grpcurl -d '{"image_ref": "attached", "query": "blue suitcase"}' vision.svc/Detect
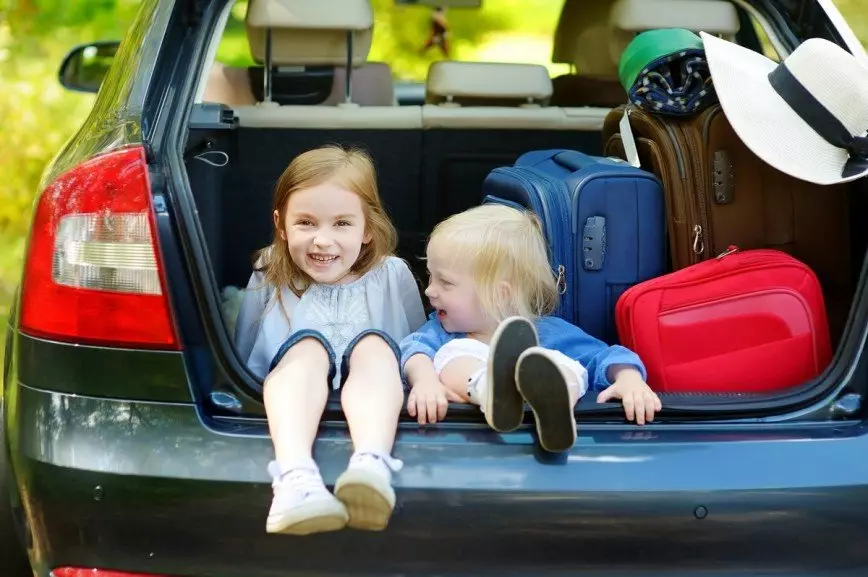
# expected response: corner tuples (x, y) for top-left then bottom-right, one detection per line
(482, 149), (666, 344)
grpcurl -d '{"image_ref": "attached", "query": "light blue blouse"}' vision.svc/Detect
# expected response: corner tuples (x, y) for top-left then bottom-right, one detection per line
(235, 255), (427, 388)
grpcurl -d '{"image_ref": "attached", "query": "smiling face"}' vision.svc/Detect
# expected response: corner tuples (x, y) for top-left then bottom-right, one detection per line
(424, 244), (492, 336)
(274, 179), (371, 285)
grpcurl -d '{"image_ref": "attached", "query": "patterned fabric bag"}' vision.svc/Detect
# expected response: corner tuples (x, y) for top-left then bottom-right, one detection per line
(619, 28), (718, 116)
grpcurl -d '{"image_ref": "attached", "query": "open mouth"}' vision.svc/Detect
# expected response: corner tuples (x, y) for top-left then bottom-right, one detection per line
(437, 309), (448, 319)
(308, 253), (338, 267)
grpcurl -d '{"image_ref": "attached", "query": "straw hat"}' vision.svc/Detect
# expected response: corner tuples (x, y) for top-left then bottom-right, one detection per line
(700, 31), (868, 185)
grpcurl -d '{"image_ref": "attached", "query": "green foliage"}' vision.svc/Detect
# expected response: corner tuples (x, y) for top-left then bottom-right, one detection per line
(2, 0), (141, 56)
(835, 0), (868, 48)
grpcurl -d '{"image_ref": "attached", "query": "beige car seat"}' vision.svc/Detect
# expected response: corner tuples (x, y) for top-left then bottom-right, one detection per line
(203, 0), (395, 107)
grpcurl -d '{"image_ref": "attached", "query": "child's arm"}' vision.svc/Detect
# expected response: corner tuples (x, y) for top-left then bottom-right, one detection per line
(380, 257), (427, 338)
(539, 317), (660, 424)
(395, 259), (427, 332)
(596, 365), (661, 425)
(399, 317), (444, 371)
(539, 317), (646, 389)
(233, 271), (269, 364)
(399, 319), (463, 425)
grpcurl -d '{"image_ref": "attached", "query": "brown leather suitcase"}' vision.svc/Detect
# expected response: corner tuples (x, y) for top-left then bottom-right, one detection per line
(602, 103), (853, 341)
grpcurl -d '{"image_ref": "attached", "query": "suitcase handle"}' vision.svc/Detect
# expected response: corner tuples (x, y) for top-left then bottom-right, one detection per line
(482, 194), (526, 212)
(553, 150), (626, 172)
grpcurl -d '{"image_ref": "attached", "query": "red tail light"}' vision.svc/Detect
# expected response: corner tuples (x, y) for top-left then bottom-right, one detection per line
(20, 146), (180, 350)
(52, 569), (170, 577)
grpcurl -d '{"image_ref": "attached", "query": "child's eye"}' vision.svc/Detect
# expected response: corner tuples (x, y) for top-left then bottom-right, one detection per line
(441, 279), (453, 287)
(295, 219), (313, 226)
(336, 220), (352, 227)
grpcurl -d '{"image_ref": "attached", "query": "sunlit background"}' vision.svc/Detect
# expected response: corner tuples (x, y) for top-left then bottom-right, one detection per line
(0, 0), (864, 369)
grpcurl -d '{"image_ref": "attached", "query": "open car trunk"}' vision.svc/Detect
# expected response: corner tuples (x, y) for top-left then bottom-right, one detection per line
(178, 99), (868, 423)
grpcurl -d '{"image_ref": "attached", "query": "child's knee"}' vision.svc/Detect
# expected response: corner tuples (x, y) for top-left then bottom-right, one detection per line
(265, 338), (332, 390)
(348, 332), (399, 370)
(289, 337), (331, 364)
(538, 349), (588, 399)
(432, 338), (490, 375)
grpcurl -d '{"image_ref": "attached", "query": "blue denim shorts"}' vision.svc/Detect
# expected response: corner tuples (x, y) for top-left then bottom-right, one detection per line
(268, 329), (402, 387)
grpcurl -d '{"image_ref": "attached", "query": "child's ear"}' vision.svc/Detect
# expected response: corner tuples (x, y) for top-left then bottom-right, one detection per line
(363, 228), (373, 245)
(498, 281), (513, 305)
(273, 210), (286, 241)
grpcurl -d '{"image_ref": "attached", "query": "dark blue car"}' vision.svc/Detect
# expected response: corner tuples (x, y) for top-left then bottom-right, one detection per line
(4, 0), (868, 575)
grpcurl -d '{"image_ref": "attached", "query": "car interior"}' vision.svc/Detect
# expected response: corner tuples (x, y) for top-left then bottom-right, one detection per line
(181, 0), (868, 417)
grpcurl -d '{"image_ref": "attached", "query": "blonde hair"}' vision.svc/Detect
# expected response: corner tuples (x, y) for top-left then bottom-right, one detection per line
(427, 204), (560, 322)
(255, 144), (397, 297)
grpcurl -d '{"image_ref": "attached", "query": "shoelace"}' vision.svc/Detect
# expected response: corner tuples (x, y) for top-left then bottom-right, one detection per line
(350, 452), (404, 474)
(267, 461), (324, 498)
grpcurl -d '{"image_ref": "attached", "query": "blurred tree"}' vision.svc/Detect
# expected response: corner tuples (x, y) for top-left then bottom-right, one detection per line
(1, 0), (141, 55)
(365, 0), (512, 79)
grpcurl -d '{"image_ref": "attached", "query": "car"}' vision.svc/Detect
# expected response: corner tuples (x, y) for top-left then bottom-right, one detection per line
(4, 0), (868, 575)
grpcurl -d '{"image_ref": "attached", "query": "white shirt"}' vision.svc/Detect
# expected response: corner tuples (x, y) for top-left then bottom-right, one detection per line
(234, 256), (426, 388)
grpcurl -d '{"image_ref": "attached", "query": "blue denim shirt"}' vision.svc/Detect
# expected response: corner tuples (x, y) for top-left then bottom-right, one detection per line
(399, 313), (647, 392)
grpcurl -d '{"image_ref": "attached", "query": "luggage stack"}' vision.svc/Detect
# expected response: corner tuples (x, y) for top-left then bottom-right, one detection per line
(475, 28), (858, 395)
(482, 149), (666, 345)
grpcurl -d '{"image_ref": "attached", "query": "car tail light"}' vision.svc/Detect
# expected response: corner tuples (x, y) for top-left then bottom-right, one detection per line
(52, 569), (170, 577)
(20, 146), (179, 349)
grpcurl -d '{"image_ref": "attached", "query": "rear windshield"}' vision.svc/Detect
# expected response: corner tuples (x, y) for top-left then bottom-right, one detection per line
(216, 0), (571, 81)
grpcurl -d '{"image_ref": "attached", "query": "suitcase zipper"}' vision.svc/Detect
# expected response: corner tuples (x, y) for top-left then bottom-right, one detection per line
(614, 108), (697, 270)
(701, 106), (718, 146)
(676, 122), (711, 262)
(663, 123), (686, 181)
(663, 120), (709, 266)
(697, 107), (726, 258)
(505, 167), (574, 319)
(621, 249), (808, 295)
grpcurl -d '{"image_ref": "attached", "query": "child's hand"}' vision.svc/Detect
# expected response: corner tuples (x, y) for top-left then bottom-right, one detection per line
(407, 376), (463, 425)
(596, 367), (662, 425)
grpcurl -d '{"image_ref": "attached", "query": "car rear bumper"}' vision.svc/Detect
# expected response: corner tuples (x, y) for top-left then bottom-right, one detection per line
(8, 381), (868, 577)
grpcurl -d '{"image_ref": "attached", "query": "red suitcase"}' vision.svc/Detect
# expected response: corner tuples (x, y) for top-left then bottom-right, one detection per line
(615, 248), (832, 393)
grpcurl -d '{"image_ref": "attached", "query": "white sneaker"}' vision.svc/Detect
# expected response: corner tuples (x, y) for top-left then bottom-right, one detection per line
(334, 452), (404, 531)
(515, 347), (578, 453)
(265, 460), (348, 535)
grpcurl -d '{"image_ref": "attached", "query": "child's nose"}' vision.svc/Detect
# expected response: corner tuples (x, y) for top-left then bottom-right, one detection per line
(312, 231), (332, 246)
(424, 284), (435, 298)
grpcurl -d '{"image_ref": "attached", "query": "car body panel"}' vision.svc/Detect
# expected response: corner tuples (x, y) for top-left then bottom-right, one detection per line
(10, 382), (868, 576)
(17, 335), (193, 403)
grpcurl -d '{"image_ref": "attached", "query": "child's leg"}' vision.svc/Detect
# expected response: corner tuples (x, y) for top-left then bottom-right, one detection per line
(545, 349), (588, 407)
(265, 336), (331, 464)
(339, 331), (404, 454)
(263, 331), (348, 535)
(433, 318), (539, 433)
(433, 338), (489, 403)
(334, 331), (405, 531)
(515, 347), (587, 453)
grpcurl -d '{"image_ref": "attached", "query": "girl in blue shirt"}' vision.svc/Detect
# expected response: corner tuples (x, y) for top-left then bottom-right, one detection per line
(236, 145), (425, 536)
(400, 204), (662, 452)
